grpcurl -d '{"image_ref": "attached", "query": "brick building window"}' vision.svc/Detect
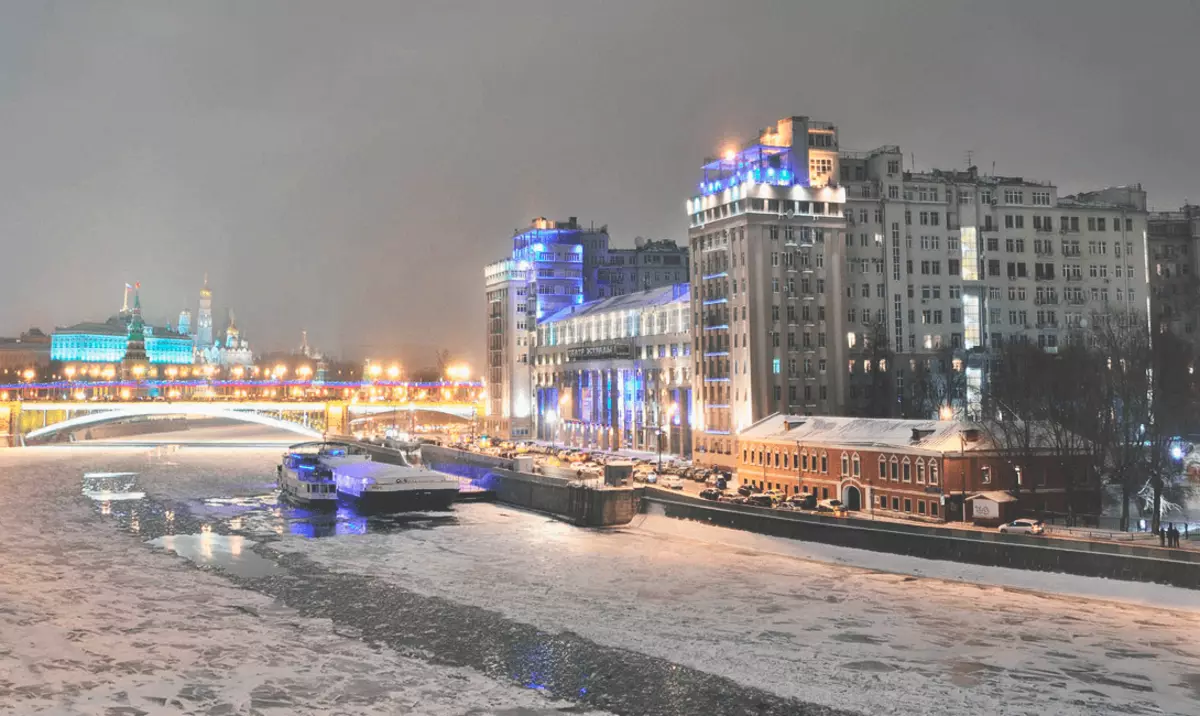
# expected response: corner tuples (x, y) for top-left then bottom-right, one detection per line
(929, 462), (939, 485)
(902, 458), (912, 483)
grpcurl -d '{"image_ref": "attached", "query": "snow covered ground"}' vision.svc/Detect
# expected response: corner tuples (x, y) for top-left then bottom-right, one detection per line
(3, 444), (1200, 715)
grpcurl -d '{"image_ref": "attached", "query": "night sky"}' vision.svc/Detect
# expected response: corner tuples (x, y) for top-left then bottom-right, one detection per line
(1, 0), (1197, 369)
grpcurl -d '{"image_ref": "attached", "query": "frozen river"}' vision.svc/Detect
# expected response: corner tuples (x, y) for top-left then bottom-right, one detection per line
(2, 445), (1199, 715)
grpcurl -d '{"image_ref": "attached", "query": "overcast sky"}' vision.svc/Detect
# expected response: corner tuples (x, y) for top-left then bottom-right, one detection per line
(1, 0), (1197, 369)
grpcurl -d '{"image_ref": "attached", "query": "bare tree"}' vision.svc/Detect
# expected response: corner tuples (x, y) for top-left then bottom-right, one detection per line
(906, 347), (967, 419)
(979, 338), (1055, 506)
(863, 322), (896, 417)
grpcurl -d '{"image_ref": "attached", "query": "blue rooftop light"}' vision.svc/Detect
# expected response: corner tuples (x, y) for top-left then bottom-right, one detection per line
(533, 243), (545, 252)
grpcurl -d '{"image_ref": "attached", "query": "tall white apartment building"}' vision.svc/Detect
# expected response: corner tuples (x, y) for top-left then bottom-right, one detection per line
(838, 147), (1148, 417)
(687, 116), (849, 468)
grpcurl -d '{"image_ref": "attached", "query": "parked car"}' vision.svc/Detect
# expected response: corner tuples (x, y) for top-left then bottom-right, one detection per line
(645, 472), (659, 485)
(788, 494), (817, 510)
(816, 498), (844, 513)
(661, 476), (684, 490)
(999, 519), (1045, 535)
(699, 488), (723, 501)
(723, 495), (749, 505)
(746, 494), (776, 508)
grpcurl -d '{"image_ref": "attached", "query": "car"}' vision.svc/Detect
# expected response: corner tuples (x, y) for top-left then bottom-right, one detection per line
(737, 484), (762, 497)
(644, 472), (659, 484)
(723, 495), (749, 505)
(999, 519), (1045, 535)
(699, 488), (723, 501)
(816, 498), (844, 513)
(788, 494), (817, 510)
(746, 494), (776, 508)
(661, 476), (684, 490)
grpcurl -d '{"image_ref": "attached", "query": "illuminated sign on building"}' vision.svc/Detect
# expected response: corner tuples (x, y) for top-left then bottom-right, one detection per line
(566, 344), (634, 361)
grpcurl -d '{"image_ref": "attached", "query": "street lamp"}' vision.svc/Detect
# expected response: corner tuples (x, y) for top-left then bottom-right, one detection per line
(386, 364), (400, 380)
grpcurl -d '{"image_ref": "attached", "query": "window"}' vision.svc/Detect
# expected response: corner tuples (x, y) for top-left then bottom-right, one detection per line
(820, 452), (828, 473)
(841, 453), (849, 476)
(879, 456), (887, 479)
(852, 453), (861, 477)
(918, 501), (927, 515)
(890, 457), (899, 481)
(916, 460), (926, 484)
(981, 466), (991, 484)
(904, 498), (913, 513)
(902, 458), (911, 483)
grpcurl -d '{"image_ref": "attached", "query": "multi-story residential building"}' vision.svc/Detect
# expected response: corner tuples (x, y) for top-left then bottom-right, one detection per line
(687, 116), (849, 468)
(484, 217), (689, 440)
(594, 238), (689, 298)
(838, 147), (1149, 417)
(532, 283), (692, 457)
(737, 414), (1099, 523)
(1147, 204), (1200, 341)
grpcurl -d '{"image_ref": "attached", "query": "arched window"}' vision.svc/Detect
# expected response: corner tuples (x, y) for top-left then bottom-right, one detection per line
(916, 459), (926, 484)
(783, 453), (789, 469)
(841, 453), (850, 476)
(852, 453), (861, 477)
(890, 456), (899, 481)
(801, 451), (809, 472)
(902, 458), (912, 483)
(929, 461), (939, 485)
(879, 456), (887, 479)
(820, 451), (828, 473)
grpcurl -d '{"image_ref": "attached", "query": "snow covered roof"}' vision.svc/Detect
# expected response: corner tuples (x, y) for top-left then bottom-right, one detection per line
(966, 491), (1018, 503)
(540, 283), (689, 325)
(739, 414), (995, 456)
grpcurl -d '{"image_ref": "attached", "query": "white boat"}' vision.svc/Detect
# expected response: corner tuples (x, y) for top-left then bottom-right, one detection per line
(326, 451), (459, 513)
(278, 441), (371, 508)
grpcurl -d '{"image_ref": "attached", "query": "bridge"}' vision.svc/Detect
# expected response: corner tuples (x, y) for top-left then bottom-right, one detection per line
(0, 380), (485, 445)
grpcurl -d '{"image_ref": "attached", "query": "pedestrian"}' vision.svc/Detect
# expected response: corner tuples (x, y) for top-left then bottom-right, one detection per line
(1172, 525), (1182, 548)
(1160, 525), (1168, 547)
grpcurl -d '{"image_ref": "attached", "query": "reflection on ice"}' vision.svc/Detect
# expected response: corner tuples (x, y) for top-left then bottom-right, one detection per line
(150, 532), (279, 578)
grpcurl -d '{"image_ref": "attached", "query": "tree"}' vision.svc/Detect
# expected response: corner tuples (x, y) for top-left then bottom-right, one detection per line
(979, 339), (1053, 506)
(862, 323), (896, 417)
(906, 347), (967, 419)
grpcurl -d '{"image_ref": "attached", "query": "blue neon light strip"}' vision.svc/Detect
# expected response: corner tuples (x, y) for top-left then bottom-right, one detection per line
(703, 377), (731, 382)
(702, 299), (727, 305)
(703, 352), (729, 357)
(705, 429), (732, 435)
(701, 273), (727, 280)
(704, 325), (729, 331)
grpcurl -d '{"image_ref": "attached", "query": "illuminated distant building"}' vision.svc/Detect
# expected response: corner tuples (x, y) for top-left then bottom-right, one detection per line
(198, 309), (253, 367)
(196, 274), (214, 349)
(51, 286), (193, 366)
(177, 309), (192, 337)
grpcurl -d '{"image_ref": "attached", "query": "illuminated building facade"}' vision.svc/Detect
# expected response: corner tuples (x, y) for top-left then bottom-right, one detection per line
(51, 290), (193, 367)
(485, 217), (690, 440)
(484, 217), (592, 439)
(533, 284), (692, 457)
(687, 116), (849, 468)
(838, 147), (1149, 417)
(196, 275), (213, 349)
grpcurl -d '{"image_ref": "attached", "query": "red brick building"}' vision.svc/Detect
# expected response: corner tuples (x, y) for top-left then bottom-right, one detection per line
(736, 415), (1099, 523)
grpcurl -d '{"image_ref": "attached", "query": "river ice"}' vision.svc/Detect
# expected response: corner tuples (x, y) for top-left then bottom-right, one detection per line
(3, 444), (1199, 715)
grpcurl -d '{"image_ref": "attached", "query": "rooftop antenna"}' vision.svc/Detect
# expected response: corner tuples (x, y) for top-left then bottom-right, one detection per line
(965, 150), (974, 168)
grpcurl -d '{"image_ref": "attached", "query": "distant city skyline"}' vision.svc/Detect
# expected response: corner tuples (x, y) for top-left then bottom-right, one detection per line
(2, 1), (1198, 368)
